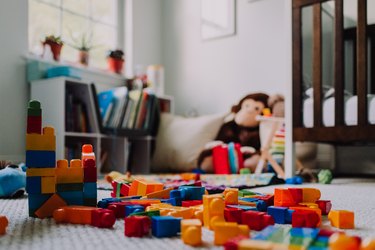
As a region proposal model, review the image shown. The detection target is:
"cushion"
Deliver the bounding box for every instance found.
[151,113,226,172]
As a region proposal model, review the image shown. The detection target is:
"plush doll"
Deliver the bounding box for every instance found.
[197,93,269,173]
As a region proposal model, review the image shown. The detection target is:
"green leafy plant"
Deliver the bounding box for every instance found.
[69,32,95,52]
[44,35,64,45]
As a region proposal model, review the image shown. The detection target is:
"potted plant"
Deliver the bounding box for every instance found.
[69,32,95,66]
[43,35,64,61]
[107,49,124,74]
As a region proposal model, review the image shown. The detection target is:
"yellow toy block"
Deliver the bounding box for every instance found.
[329,233,360,250]
[26,127,55,151]
[181,219,202,246]
[238,240,277,250]
[55,159,83,184]
[302,188,321,203]
[223,188,238,205]
[41,176,56,194]
[203,194,225,230]
[26,168,56,177]
[129,179,164,196]
[298,202,319,209]
[213,222,249,246]
[146,203,194,219]
[328,210,355,229]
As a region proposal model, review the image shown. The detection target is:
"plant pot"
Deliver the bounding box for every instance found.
[108,57,124,74]
[44,41,63,61]
[79,50,89,66]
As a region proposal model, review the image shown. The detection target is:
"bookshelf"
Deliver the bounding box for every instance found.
[30,76,169,174]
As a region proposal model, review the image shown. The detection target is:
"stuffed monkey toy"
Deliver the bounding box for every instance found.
[197,93,269,173]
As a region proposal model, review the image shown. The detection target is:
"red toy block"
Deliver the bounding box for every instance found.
[27,116,42,134]
[224,207,243,223]
[316,200,332,215]
[224,235,249,250]
[124,216,151,237]
[0,215,8,235]
[111,181,130,198]
[292,210,320,228]
[83,158,97,182]
[256,194,274,206]
[182,200,203,207]
[241,211,274,231]
[212,145,230,174]
[107,202,132,218]
[234,143,244,172]
[91,208,116,228]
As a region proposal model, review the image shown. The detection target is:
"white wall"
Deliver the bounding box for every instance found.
[0,1,28,161]
[161,0,290,115]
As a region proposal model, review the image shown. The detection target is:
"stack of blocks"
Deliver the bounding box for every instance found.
[26,100,97,218]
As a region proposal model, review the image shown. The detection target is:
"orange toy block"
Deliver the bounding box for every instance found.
[26,127,55,151]
[26,168,56,177]
[41,176,56,194]
[223,188,239,205]
[290,206,322,226]
[361,238,375,250]
[181,219,202,246]
[56,159,83,184]
[329,233,361,250]
[35,194,67,219]
[0,215,8,235]
[213,222,249,246]
[302,188,321,203]
[129,179,163,196]
[203,194,225,230]
[147,203,194,219]
[299,202,319,209]
[53,206,94,225]
[145,187,173,199]
[328,210,355,229]
[274,188,302,207]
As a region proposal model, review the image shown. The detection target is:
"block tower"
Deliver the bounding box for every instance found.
[26,100,97,218]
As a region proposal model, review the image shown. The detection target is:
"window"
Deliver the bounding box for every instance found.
[29,0,122,69]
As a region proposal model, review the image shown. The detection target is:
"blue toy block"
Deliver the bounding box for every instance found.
[26,150,55,168]
[26,176,42,194]
[286,176,303,185]
[290,228,319,238]
[170,190,182,199]
[161,197,182,206]
[58,191,83,205]
[239,197,267,211]
[97,198,122,208]
[228,142,238,174]
[151,216,181,238]
[28,193,52,217]
[178,186,205,200]
[83,182,97,199]
[285,209,294,223]
[125,205,144,217]
[252,225,279,241]
[227,205,258,211]
[308,247,328,250]
[267,206,289,224]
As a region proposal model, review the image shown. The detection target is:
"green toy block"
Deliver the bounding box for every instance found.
[129,210,160,217]
[28,100,42,116]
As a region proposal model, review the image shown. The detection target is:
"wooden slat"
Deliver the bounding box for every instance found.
[357,0,368,125]
[334,0,344,126]
[313,3,322,127]
[292,7,303,128]
[371,38,375,94]
[293,0,330,8]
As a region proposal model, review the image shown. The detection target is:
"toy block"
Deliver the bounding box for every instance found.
[129,210,160,218]
[213,145,230,174]
[239,197,268,211]
[83,182,97,198]
[224,188,239,205]
[83,158,97,182]
[290,228,320,238]
[26,168,56,177]
[26,150,55,168]
[35,193,67,219]
[27,100,42,116]
[107,202,130,218]
[56,183,83,192]
[251,226,279,241]
[111,181,130,198]
[361,238,375,250]
[285,176,303,184]
[224,207,243,223]
[274,188,302,207]
[182,200,202,207]
[56,159,83,184]
[26,176,42,194]
[125,216,151,237]
[227,205,257,212]
[299,202,319,209]
[290,206,322,226]
[315,200,332,215]
[179,186,205,200]
[237,239,275,250]
[128,179,163,196]
[151,216,181,238]
[203,194,225,229]
[0,216,8,235]
[267,206,290,224]
[145,187,173,199]
[213,222,249,246]
[166,207,195,219]
[91,208,116,228]
[54,206,94,225]
[328,210,355,229]
[41,176,56,194]
[27,116,42,134]
[241,211,274,231]
[329,233,361,250]
[81,144,95,162]
[58,191,83,205]
[97,197,122,208]
[302,188,321,203]
[291,210,320,228]
[125,205,145,217]
[223,235,249,250]
[28,194,52,217]
[83,198,97,207]
[181,219,202,246]
[26,127,55,151]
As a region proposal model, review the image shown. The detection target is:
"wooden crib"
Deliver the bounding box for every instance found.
[292,0,375,144]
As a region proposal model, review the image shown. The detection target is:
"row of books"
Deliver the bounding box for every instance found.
[65,93,90,133]
[97,86,159,133]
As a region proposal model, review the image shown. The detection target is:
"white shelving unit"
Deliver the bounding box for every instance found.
[30,76,158,174]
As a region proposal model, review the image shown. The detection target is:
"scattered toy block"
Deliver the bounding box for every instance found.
[107,202,130,218]
[302,188,321,203]
[203,194,225,229]
[241,211,274,231]
[91,208,116,228]
[26,150,56,168]
[151,216,181,238]
[223,188,239,205]
[145,187,173,199]
[111,181,130,198]
[292,210,320,228]
[179,186,205,200]
[0,216,8,235]
[213,222,249,246]
[267,206,292,224]
[41,176,56,194]
[83,158,97,182]
[182,200,202,207]
[212,145,230,174]
[181,219,202,246]
[237,239,275,250]
[223,235,250,250]
[129,210,160,218]
[315,200,332,215]
[54,206,93,224]
[274,188,302,207]
[125,216,151,237]
[239,197,268,211]
[328,210,355,229]
[290,206,322,226]
[329,233,361,250]
[361,238,375,250]
[35,193,67,219]
[224,207,243,223]
[129,179,163,196]
[125,205,145,217]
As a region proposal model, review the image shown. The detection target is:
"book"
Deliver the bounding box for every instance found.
[121,99,134,129]
[143,94,156,130]
[126,89,143,129]
[134,91,149,129]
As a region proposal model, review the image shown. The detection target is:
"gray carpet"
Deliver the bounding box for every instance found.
[0,179,374,249]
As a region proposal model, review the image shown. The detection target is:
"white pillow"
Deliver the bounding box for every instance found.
[151,113,226,172]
